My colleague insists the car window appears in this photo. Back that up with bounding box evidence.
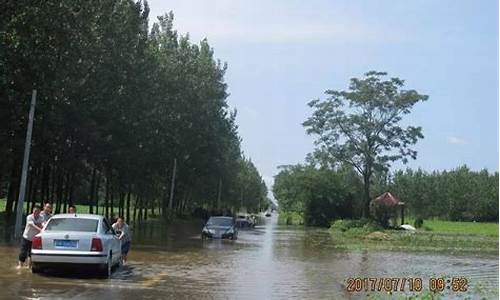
[207,218,233,226]
[102,218,113,234]
[45,218,98,232]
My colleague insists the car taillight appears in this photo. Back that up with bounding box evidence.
[32,236,42,249]
[91,238,103,251]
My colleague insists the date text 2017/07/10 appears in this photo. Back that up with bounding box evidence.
[346,277,468,293]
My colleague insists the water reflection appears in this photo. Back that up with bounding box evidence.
[0,214,497,299]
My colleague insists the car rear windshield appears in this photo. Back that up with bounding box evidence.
[207,218,233,227]
[45,218,98,232]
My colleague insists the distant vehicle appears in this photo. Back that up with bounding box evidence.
[265,211,272,217]
[31,214,122,277]
[202,216,238,240]
[235,214,255,228]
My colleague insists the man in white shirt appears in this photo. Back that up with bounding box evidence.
[17,205,43,269]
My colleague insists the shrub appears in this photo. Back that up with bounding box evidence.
[414,218,424,228]
[330,218,382,233]
[278,211,304,225]
[370,202,397,228]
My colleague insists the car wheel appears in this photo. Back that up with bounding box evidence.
[31,263,43,274]
[100,253,112,278]
[118,255,124,268]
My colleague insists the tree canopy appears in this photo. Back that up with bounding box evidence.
[0,1,267,220]
[303,71,428,217]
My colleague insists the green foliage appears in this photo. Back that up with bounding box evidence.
[369,200,399,228]
[277,211,304,225]
[236,158,268,212]
[414,218,424,228]
[0,2,265,217]
[330,219,382,233]
[407,218,499,237]
[273,165,356,227]
[329,221,498,254]
[303,71,428,217]
[391,166,498,222]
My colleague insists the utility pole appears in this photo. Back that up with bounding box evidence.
[168,158,177,210]
[14,90,37,239]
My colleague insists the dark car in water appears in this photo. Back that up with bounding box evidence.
[202,216,238,240]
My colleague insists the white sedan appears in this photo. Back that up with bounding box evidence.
[31,214,122,277]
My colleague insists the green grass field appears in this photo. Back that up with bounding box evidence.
[329,218,499,254]
[406,218,498,237]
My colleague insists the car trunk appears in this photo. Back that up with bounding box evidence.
[40,231,97,252]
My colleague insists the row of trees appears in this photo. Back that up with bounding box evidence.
[0,1,267,222]
[273,164,498,226]
[389,166,498,222]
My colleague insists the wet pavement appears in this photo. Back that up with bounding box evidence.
[0,214,497,299]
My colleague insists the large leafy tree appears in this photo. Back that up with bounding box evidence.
[303,71,428,217]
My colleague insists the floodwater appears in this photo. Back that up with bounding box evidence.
[0,214,497,300]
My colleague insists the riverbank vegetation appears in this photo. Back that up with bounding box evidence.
[277,211,304,225]
[0,1,269,224]
[329,219,498,254]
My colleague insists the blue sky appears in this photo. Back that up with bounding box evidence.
[146,0,499,194]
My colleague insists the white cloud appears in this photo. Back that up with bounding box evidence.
[447,136,467,145]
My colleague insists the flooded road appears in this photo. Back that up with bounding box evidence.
[0,214,497,299]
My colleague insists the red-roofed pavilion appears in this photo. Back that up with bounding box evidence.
[370,192,406,225]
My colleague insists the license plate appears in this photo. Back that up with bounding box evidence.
[54,240,78,248]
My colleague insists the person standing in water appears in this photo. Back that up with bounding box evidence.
[112,216,131,264]
[17,205,43,269]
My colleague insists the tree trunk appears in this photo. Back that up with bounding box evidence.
[119,191,125,218]
[40,163,49,206]
[105,175,110,219]
[50,165,56,204]
[150,198,154,216]
[5,160,20,215]
[363,174,371,218]
[95,173,101,215]
[126,185,131,222]
[55,170,64,214]
[32,166,41,211]
[133,195,139,223]
[110,180,114,220]
[88,168,96,214]
[143,198,148,221]
[26,167,35,214]
[138,196,143,222]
